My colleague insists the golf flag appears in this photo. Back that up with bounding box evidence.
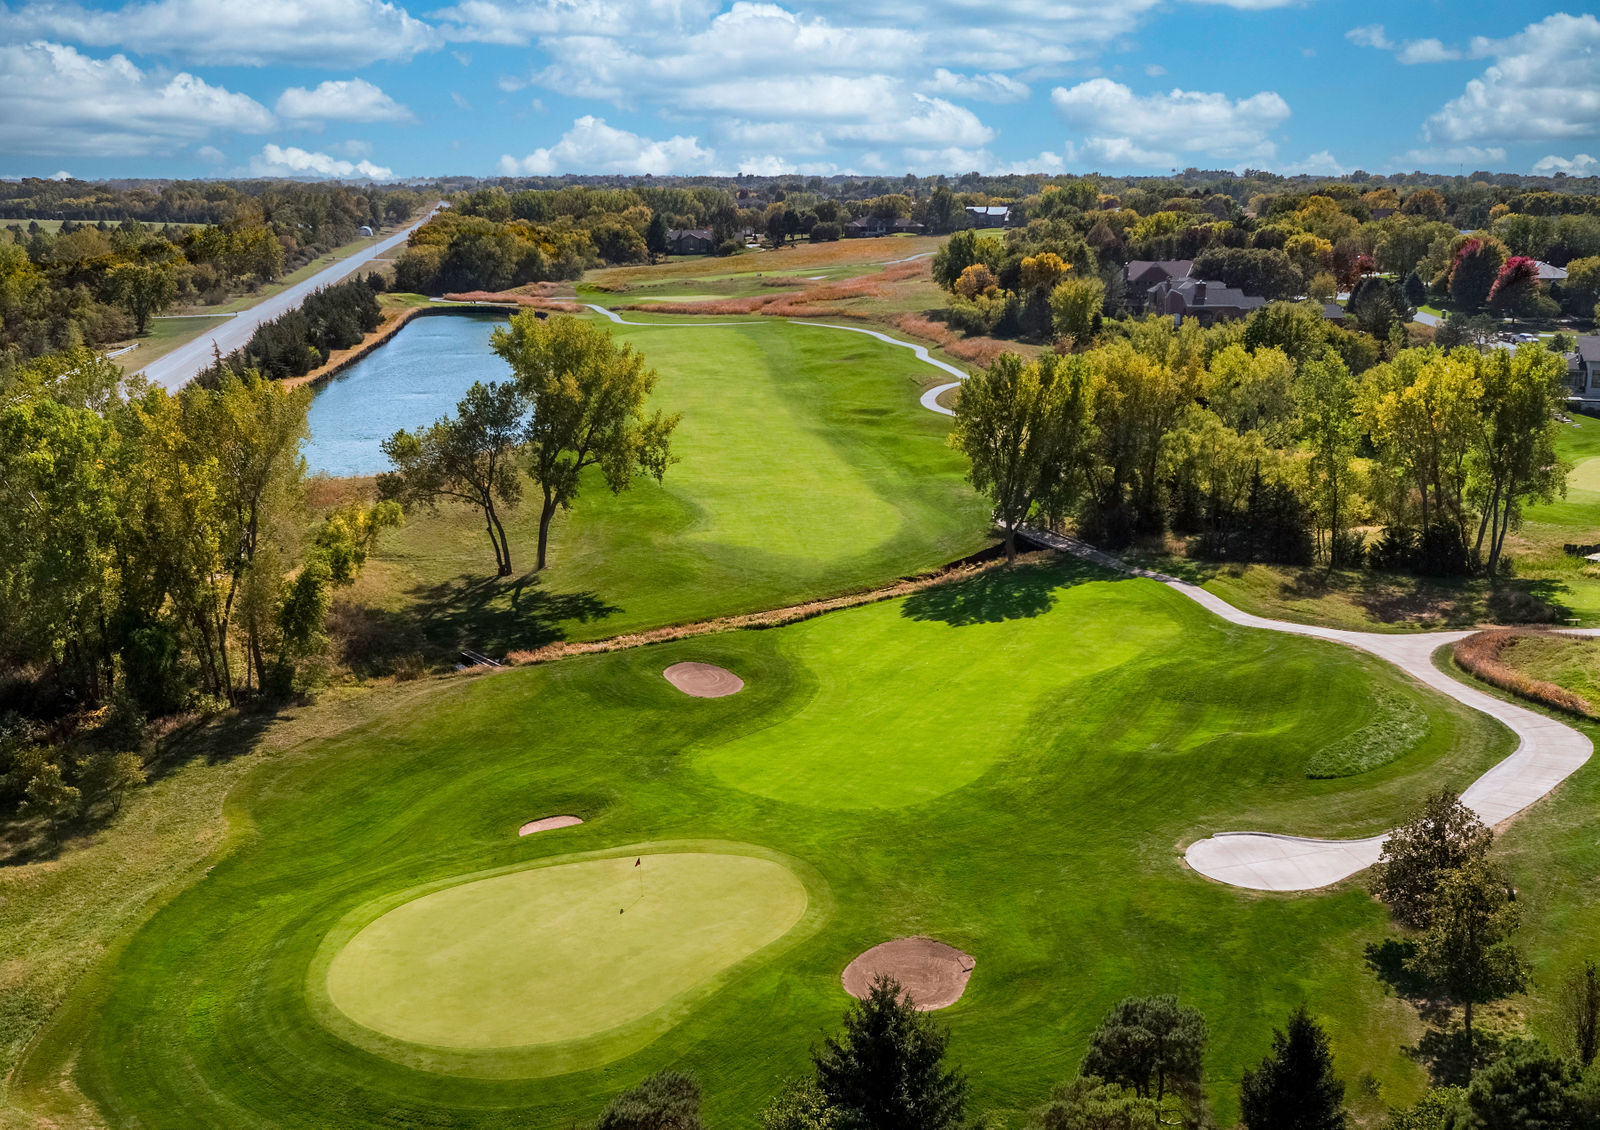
[635,858,641,867]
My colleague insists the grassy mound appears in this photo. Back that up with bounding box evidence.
[16,562,1521,1128]
[1304,682,1432,778]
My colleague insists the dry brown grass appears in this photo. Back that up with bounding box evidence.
[890,313,1014,367]
[442,291,583,312]
[615,262,924,320]
[1454,629,1597,718]
[505,553,1028,666]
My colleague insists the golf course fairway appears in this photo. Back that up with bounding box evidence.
[323,850,808,1051]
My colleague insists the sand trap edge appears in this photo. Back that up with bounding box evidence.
[663,661,745,698]
[841,936,976,1011]
[518,815,584,837]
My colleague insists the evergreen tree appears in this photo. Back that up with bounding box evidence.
[1239,1006,1347,1130]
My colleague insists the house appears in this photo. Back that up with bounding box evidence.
[1123,260,1192,310]
[1569,336,1600,401]
[844,216,925,238]
[1534,260,1568,283]
[1320,303,1348,323]
[1147,277,1267,326]
[665,228,715,255]
[965,205,1011,229]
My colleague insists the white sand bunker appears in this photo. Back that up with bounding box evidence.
[663,662,745,698]
[517,815,583,837]
[842,937,976,1011]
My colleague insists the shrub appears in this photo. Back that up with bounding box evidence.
[1453,630,1597,718]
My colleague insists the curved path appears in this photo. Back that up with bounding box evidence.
[1021,527,1597,891]
[580,300,1597,893]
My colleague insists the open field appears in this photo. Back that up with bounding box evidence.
[333,313,992,664]
[17,559,1588,1129]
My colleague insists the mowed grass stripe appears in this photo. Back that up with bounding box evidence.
[38,564,1530,1128]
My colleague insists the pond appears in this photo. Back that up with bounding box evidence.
[301,312,512,477]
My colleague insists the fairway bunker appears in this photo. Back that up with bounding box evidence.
[517,815,583,837]
[663,661,744,698]
[842,937,975,1010]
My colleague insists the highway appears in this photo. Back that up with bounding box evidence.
[135,205,438,391]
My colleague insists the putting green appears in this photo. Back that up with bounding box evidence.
[324,851,808,1051]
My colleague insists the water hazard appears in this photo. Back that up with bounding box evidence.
[301,312,511,477]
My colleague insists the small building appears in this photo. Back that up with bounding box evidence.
[1320,303,1348,323]
[358,225,374,237]
[1569,336,1600,401]
[665,228,715,255]
[844,216,925,238]
[964,205,1011,229]
[1534,260,1568,283]
[1147,277,1266,326]
[1123,260,1192,310]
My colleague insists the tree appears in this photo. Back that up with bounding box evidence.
[1371,790,1493,930]
[1444,1042,1583,1129]
[812,974,968,1130]
[1469,346,1567,574]
[933,230,1001,291]
[1239,1006,1347,1130]
[1081,995,1207,1110]
[1450,239,1506,310]
[491,313,678,571]
[1388,1087,1468,1130]
[1050,276,1105,345]
[1559,961,1600,1068]
[1487,257,1541,322]
[1407,860,1530,1073]
[1403,189,1448,221]
[81,750,145,815]
[106,261,177,334]
[761,1078,842,1130]
[955,263,1001,300]
[949,352,1098,562]
[1296,353,1361,566]
[378,380,527,577]
[1348,276,1412,339]
[1083,341,1189,543]
[596,1070,704,1130]
[646,212,670,263]
[21,760,79,841]
[1026,1076,1159,1130]
[1404,270,1429,308]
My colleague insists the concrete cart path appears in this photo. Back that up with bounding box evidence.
[1017,526,1598,892]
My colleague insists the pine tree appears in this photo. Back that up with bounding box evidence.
[1238,1006,1347,1130]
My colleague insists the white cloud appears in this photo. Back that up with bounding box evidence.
[498,116,717,175]
[1144,64,1167,77]
[450,91,472,110]
[1050,78,1289,168]
[922,68,1029,103]
[1395,38,1460,64]
[1426,13,1600,143]
[195,144,225,164]
[1346,24,1392,50]
[3,0,439,66]
[47,169,72,180]
[1533,153,1599,176]
[275,79,412,124]
[1392,145,1508,170]
[249,143,392,180]
[0,41,275,157]
[1279,150,1346,176]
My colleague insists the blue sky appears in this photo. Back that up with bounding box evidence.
[1,0,1596,182]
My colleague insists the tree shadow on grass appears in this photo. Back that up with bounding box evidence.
[390,566,620,656]
[1409,1022,1512,1086]
[901,557,1120,627]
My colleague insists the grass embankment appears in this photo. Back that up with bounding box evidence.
[333,314,993,666]
[1454,630,1600,718]
[9,562,1534,1128]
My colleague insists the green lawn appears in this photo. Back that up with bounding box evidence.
[342,316,991,664]
[19,560,1575,1129]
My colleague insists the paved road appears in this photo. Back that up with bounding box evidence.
[136,206,438,391]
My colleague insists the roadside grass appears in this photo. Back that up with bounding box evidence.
[1473,632,1600,712]
[329,314,992,667]
[8,562,1543,1129]
[120,313,236,369]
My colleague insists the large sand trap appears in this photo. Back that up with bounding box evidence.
[663,661,744,698]
[842,937,975,1011]
[518,815,583,837]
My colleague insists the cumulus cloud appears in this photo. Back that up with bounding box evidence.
[1533,153,1599,176]
[1278,150,1346,176]
[1051,78,1289,168]
[0,41,274,157]
[248,143,392,180]
[1426,13,1600,143]
[195,144,225,164]
[1348,24,1462,64]
[2,0,440,66]
[275,78,412,124]
[922,69,1029,103]
[498,116,717,175]
[1346,24,1392,50]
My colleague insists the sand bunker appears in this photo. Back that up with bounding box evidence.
[663,662,745,698]
[842,937,975,1011]
[517,815,583,837]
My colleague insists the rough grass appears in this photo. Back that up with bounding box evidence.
[7,562,1527,1129]
[1304,682,1433,778]
[1454,630,1598,718]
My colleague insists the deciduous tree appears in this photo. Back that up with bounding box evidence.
[1081,995,1207,1111]
[1371,790,1493,930]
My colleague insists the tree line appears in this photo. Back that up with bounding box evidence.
[206,275,385,383]
[951,310,1567,579]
